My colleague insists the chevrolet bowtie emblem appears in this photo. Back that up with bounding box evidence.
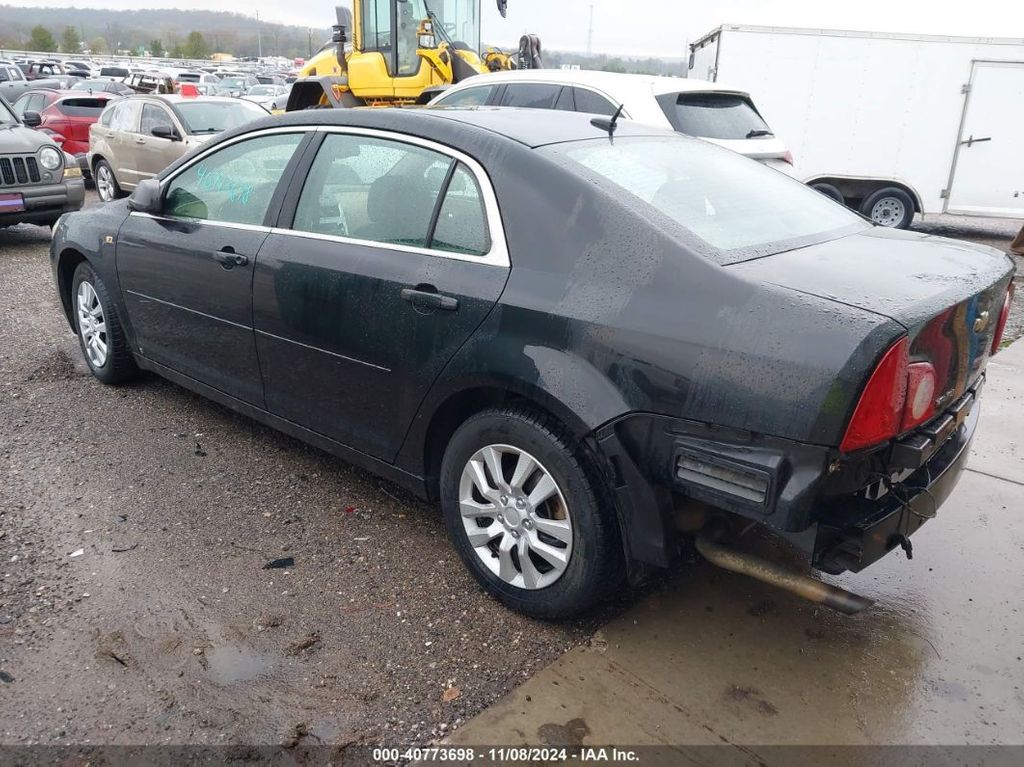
[974,311,990,333]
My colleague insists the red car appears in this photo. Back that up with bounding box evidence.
[13,89,120,176]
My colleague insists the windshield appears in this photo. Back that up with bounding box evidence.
[247,86,276,96]
[219,78,246,89]
[0,98,16,124]
[657,92,773,140]
[551,136,867,256]
[175,100,267,134]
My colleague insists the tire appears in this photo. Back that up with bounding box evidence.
[810,182,845,205]
[860,186,915,229]
[93,159,123,202]
[71,261,138,385]
[440,407,624,619]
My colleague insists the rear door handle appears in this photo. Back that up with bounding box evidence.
[401,288,459,311]
[212,249,249,269]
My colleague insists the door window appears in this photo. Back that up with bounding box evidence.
[109,100,142,133]
[362,0,393,57]
[293,133,451,247]
[499,83,562,109]
[436,85,495,107]
[162,133,304,226]
[140,104,174,136]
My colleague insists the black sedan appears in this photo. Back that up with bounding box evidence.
[49,108,1015,618]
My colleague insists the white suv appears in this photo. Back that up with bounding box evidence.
[430,70,793,172]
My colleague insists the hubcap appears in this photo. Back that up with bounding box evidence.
[458,444,573,590]
[870,196,905,227]
[96,166,113,201]
[76,281,108,368]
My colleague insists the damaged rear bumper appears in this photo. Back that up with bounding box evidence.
[594,379,980,574]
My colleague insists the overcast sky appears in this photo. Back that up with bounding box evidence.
[6,0,1024,57]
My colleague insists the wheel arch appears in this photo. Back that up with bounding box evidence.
[56,247,89,330]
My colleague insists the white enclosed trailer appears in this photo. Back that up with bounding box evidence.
[689,24,1024,227]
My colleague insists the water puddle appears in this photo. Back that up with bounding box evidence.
[205,643,273,685]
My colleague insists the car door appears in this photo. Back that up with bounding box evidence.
[106,99,143,189]
[137,102,184,180]
[116,130,309,405]
[252,130,510,460]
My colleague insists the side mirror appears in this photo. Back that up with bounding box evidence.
[151,124,180,141]
[127,178,162,214]
[497,0,508,17]
[22,111,42,127]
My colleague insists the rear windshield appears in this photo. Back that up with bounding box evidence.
[174,100,267,134]
[178,73,201,82]
[57,97,110,117]
[657,92,772,140]
[100,67,128,78]
[549,136,866,257]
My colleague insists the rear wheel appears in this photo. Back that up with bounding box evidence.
[94,159,123,202]
[860,187,915,229]
[440,408,623,619]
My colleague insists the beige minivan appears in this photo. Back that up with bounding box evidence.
[89,94,268,201]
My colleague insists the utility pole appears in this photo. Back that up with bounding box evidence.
[587,4,594,55]
[307,28,312,59]
[256,10,262,59]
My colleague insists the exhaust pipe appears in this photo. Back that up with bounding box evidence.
[695,533,874,615]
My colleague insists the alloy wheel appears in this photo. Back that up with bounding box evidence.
[96,165,114,202]
[76,281,108,368]
[458,444,574,590]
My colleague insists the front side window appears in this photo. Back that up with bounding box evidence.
[140,104,174,135]
[292,133,489,257]
[361,0,393,55]
[163,133,304,226]
[573,88,617,117]
[435,85,494,107]
[657,92,773,140]
[500,83,562,109]
[554,136,866,256]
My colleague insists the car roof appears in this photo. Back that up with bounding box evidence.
[449,69,749,98]
[262,105,675,148]
[121,94,249,105]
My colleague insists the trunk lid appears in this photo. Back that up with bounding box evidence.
[729,226,1015,407]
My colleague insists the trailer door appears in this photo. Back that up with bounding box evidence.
[946,60,1024,219]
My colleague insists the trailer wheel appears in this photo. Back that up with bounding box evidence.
[810,183,845,205]
[860,187,915,229]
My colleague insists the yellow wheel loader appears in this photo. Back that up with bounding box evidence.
[286,1,542,111]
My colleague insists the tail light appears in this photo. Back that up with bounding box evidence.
[990,283,1015,356]
[840,338,909,453]
[782,150,794,165]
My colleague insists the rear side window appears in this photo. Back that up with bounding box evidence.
[432,164,489,256]
[573,88,617,117]
[293,133,450,247]
[436,85,495,107]
[163,133,304,226]
[657,92,772,140]
[56,98,109,117]
[500,83,561,109]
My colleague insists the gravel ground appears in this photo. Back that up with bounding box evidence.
[0,199,1020,750]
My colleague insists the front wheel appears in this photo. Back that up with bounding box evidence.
[72,262,138,384]
[440,408,623,619]
[860,187,915,229]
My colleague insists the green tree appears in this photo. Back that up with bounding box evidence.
[183,31,209,59]
[28,25,58,53]
[88,37,107,54]
[149,39,165,57]
[60,26,81,54]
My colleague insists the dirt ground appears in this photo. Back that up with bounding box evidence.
[0,201,1020,749]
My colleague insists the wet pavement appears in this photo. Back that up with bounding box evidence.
[1,199,1022,751]
[447,339,1024,751]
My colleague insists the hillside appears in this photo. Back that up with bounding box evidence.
[0,5,332,58]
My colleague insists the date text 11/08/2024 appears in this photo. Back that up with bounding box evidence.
[371,747,641,762]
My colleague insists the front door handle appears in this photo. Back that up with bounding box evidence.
[401,287,459,312]
[212,249,249,269]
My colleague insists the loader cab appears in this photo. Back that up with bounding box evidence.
[349,0,485,99]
